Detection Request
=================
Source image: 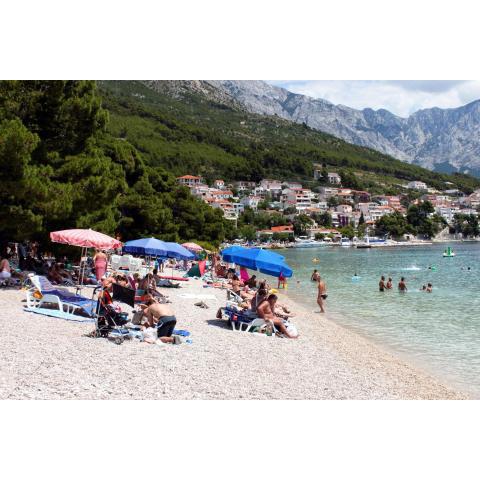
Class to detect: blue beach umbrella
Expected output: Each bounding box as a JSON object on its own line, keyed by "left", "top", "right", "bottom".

{"left": 123, "top": 237, "right": 169, "bottom": 256}
{"left": 163, "top": 242, "right": 195, "bottom": 260}
{"left": 221, "top": 246, "right": 292, "bottom": 278}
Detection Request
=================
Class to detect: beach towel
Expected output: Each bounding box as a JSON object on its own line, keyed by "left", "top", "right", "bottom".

{"left": 178, "top": 293, "right": 216, "bottom": 300}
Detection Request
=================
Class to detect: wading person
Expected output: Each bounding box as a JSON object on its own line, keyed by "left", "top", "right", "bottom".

{"left": 379, "top": 275, "right": 385, "bottom": 292}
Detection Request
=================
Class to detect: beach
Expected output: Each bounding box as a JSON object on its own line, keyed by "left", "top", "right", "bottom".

{"left": 0, "top": 280, "right": 466, "bottom": 400}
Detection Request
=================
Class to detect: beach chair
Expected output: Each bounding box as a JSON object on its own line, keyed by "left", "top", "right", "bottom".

{"left": 25, "top": 276, "right": 96, "bottom": 322}
{"left": 222, "top": 304, "right": 259, "bottom": 332}
{"left": 110, "top": 254, "right": 121, "bottom": 271}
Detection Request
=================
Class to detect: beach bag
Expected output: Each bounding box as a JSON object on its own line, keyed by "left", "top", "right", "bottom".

{"left": 285, "top": 323, "right": 298, "bottom": 337}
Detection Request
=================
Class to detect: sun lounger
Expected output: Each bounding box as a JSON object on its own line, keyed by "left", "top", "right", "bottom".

{"left": 24, "top": 275, "right": 96, "bottom": 322}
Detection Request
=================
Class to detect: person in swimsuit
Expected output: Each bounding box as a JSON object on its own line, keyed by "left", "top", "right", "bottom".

{"left": 311, "top": 269, "right": 320, "bottom": 282}
{"left": 379, "top": 275, "right": 385, "bottom": 292}
{"left": 386, "top": 277, "right": 393, "bottom": 290}
{"left": 398, "top": 277, "right": 407, "bottom": 292}
{"left": 257, "top": 294, "right": 298, "bottom": 339}
{"left": 426, "top": 283, "right": 432, "bottom": 293}
{"left": 317, "top": 276, "right": 327, "bottom": 313}
{"left": 142, "top": 300, "right": 179, "bottom": 343}
{"left": 93, "top": 249, "right": 108, "bottom": 281}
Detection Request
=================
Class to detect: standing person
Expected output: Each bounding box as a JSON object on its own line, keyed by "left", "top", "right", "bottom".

{"left": 311, "top": 269, "right": 320, "bottom": 282}
{"left": 386, "top": 277, "right": 393, "bottom": 290}
{"left": 93, "top": 249, "right": 108, "bottom": 281}
{"left": 17, "top": 242, "right": 27, "bottom": 270}
{"left": 379, "top": 275, "right": 386, "bottom": 292}
{"left": 398, "top": 277, "right": 407, "bottom": 292}
{"left": 317, "top": 276, "right": 327, "bottom": 313}
{"left": 278, "top": 272, "right": 287, "bottom": 289}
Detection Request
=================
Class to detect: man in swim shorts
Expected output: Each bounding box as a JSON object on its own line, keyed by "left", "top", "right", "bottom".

{"left": 142, "top": 301, "right": 179, "bottom": 343}
{"left": 398, "top": 277, "right": 407, "bottom": 292}
{"left": 379, "top": 275, "right": 385, "bottom": 292}
{"left": 317, "top": 276, "right": 327, "bottom": 313}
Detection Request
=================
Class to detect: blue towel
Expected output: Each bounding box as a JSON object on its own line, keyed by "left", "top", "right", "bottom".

{"left": 173, "top": 329, "right": 190, "bottom": 337}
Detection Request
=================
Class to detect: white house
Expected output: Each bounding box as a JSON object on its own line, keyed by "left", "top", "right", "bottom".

{"left": 327, "top": 172, "right": 341, "bottom": 184}
{"left": 241, "top": 195, "right": 261, "bottom": 211}
{"left": 177, "top": 175, "right": 203, "bottom": 187}
{"left": 407, "top": 181, "right": 428, "bottom": 191}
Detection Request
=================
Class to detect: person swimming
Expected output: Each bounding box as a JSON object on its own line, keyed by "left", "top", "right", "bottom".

{"left": 311, "top": 269, "right": 320, "bottom": 282}
{"left": 426, "top": 283, "right": 432, "bottom": 293}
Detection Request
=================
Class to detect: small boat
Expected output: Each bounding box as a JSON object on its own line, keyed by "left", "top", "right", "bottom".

{"left": 443, "top": 247, "right": 456, "bottom": 257}
{"left": 294, "top": 237, "right": 324, "bottom": 248}
{"left": 340, "top": 237, "right": 351, "bottom": 247}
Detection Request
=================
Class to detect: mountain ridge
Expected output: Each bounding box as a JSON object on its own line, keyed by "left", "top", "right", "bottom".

{"left": 207, "top": 81, "right": 480, "bottom": 176}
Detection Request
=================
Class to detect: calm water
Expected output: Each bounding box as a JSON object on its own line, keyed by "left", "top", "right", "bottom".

{"left": 281, "top": 243, "right": 480, "bottom": 397}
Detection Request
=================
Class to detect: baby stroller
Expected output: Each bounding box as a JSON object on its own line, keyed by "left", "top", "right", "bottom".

{"left": 94, "top": 283, "right": 136, "bottom": 344}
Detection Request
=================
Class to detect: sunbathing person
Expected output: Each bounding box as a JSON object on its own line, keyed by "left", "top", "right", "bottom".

{"left": 257, "top": 294, "right": 298, "bottom": 339}
{"left": 250, "top": 286, "right": 268, "bottom": 312}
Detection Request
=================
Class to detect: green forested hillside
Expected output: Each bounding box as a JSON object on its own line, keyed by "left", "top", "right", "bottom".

{"left": 100, "top": 81, "right": 480, "bottom": 194}
{"left": 0, "top": 81, "right": 227, "bottom": 248}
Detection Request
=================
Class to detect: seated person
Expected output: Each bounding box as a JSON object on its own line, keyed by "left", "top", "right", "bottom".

{"left": 138, "top": 273, "right": 168, "bottom": 301}
{"left": 257, "top": 294, "right": 298, "bottom": 339}
{"left": 229, "top": 274, "right": 242, "bottom": 295}
{"left": 0, "top": 258, "right": 12, "bottom": 280}
{"left": 114, "top": 273, "right": 129, "bottom": 288}
{"left": 250, "top": 286, "right": 268, "bottom": 313}
{"left": 152, "top": 268, "right": 162, "bottom": 284}
{"left": 245, "top": 275, "right": 257, "bottom": 289}
{"left": 47, "top": 263, "right": 68, "bottom": 284}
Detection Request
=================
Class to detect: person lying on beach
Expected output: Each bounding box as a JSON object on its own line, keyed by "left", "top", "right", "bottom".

{"left": 274, "top": 302, "right": 294, "bottom": 319}
{"left": 257, "top": 294, "right": 298, "bottom": 339}
{"left": 141, "top": 299, "right": 180, "bottom": 344}
{"left": 317, "top": 276, "right": 327, "bottom": 313}
{"left": 398, "top": 277, "right": 407, "bottom": 292}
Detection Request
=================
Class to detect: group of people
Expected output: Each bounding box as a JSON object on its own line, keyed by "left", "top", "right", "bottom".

{"left": 222, "top": 275, "right": 298, "bottom": 339}
{"left": 379, "top": 276, "right": 433, "bottom": 293}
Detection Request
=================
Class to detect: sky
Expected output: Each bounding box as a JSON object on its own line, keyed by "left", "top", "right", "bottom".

{"left": 268, "top": 80, "right": 480, "bottom": 117}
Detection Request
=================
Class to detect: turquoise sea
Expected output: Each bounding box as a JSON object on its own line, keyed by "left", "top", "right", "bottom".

{"left": 281, "top": 243, "right": 480, "bottom": 397}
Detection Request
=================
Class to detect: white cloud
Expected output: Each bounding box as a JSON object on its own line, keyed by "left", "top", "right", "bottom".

{"left": 267, "top": 80, "right": 480, "bottom": 117}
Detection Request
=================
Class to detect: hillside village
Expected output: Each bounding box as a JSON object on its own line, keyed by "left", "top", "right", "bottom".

{"left": 178, "top": 167, "right": 480, "bottom": 241}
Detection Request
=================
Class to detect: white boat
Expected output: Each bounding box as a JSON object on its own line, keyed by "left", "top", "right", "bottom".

{"left": 340, "top": 237, "right": 352, "bottom": 247}
{"left": 294, "top": 237, "right": 324, "bottom": 248}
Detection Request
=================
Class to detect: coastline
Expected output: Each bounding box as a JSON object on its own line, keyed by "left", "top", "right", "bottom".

{"left": 0, "top": 281, "right": 467, "bottom": 400}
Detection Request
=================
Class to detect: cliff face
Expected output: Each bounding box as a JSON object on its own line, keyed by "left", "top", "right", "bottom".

{"left": 209, "top": 80, "right": 480, "bottom": 176}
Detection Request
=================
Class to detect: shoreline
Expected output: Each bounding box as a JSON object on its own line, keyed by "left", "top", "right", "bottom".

{"left": 278, "top": 287, "right": 470, "bottom": 399}
{"left": 0, "top": 281, "right": 467, "bottom": 399}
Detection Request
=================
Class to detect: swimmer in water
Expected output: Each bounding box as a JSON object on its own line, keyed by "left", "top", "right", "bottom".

{"left": 420, "top": 285, "right": 426, "bottom": 291}
{"left": 311, "top": 269, "right": 320, "bottom": 282}
{"left": 386, "top": 277, "right": 393, "bottom": 290}
{"left": 426, "top": 283, "right": 432, "bottom": 293}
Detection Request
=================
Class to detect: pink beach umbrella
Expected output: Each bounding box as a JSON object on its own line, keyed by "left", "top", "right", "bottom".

{"left": 50, "top": 229, "right": 122, "bottom": 249}
{"left": 181, "top": 242, "right": 203, "bottom": 253}
{"left": 50, "top": 229, "right": 122, "bottom": 286}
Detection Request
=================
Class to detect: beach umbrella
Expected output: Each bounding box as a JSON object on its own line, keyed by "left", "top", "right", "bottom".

{"left": 50, "top": 228, "right": 122, "bottom": 287}
{"left": 221, "top": 246, "right": 292, "bottom": 278}
{"left": 182, "top": 242, "right": 204, "bottom": 253}
{"left": 163, "top": 242, "right": 195, "bottom": 260}
{"left": 123, "top": 237, "right": 169, "bottom": 257}
{"left": 50, "top": 229, "right": 122, "bottom": 250}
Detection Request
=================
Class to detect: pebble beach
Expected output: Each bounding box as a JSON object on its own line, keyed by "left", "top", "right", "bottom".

{"left": 0, "top": 281, "right": 466, "bottom": 400}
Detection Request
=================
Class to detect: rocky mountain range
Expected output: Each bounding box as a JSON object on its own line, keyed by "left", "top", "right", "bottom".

{"left": 207, "top": 80, "right": 480, "bottom": 177}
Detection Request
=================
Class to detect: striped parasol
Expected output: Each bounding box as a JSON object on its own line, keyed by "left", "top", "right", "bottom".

{"left": 50, "top": 229, "right": 122, "bottom": 249}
